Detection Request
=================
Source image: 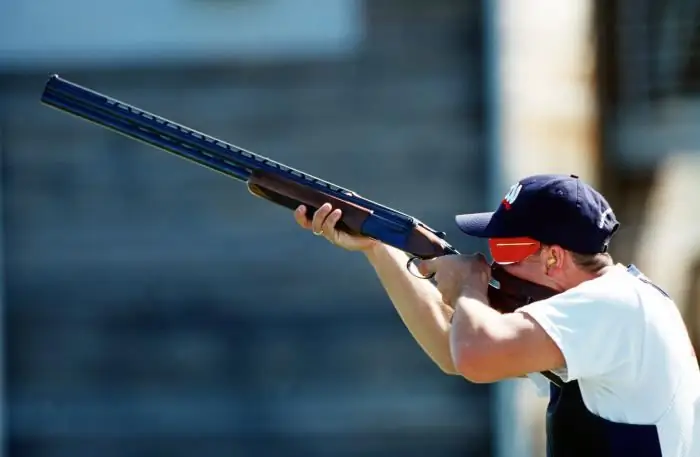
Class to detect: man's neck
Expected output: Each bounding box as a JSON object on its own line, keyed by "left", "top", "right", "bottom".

{"left": 565, "top": 264, "right": 615, "bottom": 290}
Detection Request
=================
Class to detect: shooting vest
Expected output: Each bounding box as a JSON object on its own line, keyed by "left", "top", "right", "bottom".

{"left": 545, "top": 380, "right": 663, "bottom": 456}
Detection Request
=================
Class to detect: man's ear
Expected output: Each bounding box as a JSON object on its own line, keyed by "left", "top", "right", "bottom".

{"left": 543, "top": 245, "right": 565, "bottom": 273}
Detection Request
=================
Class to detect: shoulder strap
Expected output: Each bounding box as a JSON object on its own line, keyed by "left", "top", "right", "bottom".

{"left": 626, "top": 264, "right": 671, "bottom": 299}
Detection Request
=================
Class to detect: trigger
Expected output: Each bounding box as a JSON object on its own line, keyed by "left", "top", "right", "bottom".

{"left": 406, "top": 256, "right": 434, "bottom": 280}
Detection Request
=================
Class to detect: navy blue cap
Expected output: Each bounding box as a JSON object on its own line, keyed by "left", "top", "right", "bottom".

{"left": 455, "top": 174, "right": 620, "bottom": 254}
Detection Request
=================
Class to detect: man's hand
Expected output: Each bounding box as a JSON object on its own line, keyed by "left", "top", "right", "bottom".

{"left": 294, "top": 203, "right": 378, "bottom": 252}
{"left": 418, "top": 254, "right": 492, "bottom": 306}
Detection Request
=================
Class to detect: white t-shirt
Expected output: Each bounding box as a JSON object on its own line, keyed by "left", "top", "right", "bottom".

{"left": 518, "top": 264, "right": 700, "bottom": 457}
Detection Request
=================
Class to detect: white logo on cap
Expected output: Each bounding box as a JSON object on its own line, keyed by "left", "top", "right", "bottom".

{"left": 502, "top": 183, "right": 523, "bottom": 209}
{"left": 598, "top": 207, "right": 613, "bottom": 228}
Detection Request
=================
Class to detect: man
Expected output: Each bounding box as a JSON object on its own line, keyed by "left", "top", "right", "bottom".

{"left": 293, "top": 174, "right": 700, "bottom": 457}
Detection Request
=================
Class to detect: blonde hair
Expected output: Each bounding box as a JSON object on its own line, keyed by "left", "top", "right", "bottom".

{"left": 570, "top": 251, "right": 613, "bottom": 273}
{"left": 536, "top": 244, "right": 613, "bottom": 273}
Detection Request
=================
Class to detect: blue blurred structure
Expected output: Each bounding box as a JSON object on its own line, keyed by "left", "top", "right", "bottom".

{"left": 0, "top": 1, "right": 493, "bottom": 457}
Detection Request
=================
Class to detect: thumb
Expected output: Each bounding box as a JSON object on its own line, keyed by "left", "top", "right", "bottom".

{"left": 416, "top": 258, "right": 437, "bottom": 277}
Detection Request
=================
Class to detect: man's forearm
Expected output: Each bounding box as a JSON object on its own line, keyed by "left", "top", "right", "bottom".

{"left": 364, "top": 244, "right": 456, "bottom": 374}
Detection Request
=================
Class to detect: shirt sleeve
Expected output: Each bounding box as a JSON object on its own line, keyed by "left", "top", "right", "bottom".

{"left": 516, "top": 280, "right": 642, "bottom": 382}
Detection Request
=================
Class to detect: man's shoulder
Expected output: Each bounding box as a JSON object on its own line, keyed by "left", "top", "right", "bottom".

{"left": 551, "top": 266, "right": 643, "bottom": 311}
{"left": 588, "top": 264, "right": 678, "bottom": 312}
{"left": 515, "top": 266, "right": 646, "bottom": 342}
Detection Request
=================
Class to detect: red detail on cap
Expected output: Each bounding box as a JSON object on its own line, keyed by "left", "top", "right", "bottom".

{"left": 489, "top": 237, "right": 541, "bottom": 264}
{"left": 501, "top": 199, "right": 512, "bottom": 210}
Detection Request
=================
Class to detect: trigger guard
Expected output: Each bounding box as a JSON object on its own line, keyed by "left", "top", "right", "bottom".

{"left": 406, "top": 256, "right": 434, "bottom": 280}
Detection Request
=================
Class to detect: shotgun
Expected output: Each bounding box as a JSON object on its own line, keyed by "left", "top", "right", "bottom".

{"left": 39, "top": 75, "right": 571, "bottom": 390}
{"left": 40, "top": 75, "right": 458, "bottom": 275}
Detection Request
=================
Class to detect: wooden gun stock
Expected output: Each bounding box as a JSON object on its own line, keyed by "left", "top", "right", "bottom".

{"left": 247, "top": 172, "right": 453, "bottom": 259}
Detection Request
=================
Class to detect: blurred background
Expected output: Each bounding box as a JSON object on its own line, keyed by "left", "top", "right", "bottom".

{"left": 0, "top": 0, "right": 698, "bottom": 456}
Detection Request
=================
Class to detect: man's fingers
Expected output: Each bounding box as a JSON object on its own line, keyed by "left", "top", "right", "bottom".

{"left": 473, "top": 252, "right": 489, "bottom": 265}
{"left": 322, "top": 208, "right": 343, "bottom": 235}
{"left": 417, "top": 258, "right": 437, "bottom": 276}
{"left": 294, "top": 204, "right": 341, "bottom": 238}
{"left": 294, "top": 205, "right": 312, "bottom": 229}
{"left": 311, "top": 203, "right": 333, "bottom": 234}
{"left": 418, "top": 254, "right": 472, "bottom": 277}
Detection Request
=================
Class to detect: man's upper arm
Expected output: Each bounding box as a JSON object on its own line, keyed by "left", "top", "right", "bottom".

{"left": 513, "top": 284, "right": 638, "bottom": 382}
{"left": 457, "top": 282, "right": 638, "bottom": 383}
{"left": 468, "top": 311, "right": 566, "bottom": 381}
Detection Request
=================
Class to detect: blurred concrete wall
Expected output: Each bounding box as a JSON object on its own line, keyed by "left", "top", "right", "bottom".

{"left": 491, "top": 1, "right": 599, "bottom": 456}
{"left": 596, "top": 0, "right": 700, "bottom": 357}
{"left": 0, "top": 1, "right": 493, "bottom": 457}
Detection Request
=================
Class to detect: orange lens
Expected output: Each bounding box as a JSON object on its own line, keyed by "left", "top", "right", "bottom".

{"left": 488, "top": 237, "right": 541, "bottom": 264}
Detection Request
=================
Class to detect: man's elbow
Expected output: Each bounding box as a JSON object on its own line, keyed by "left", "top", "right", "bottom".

{"left": 435, "top": 357, "right": 459, "bottom": 376}
{"left": 439, "top": 365, "right": 460, "bottom": 376}
{"left": 451, "top": 345, "right": 502, "bottom": 383}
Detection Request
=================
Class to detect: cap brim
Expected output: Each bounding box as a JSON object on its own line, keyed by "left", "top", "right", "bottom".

{"left": 455, "top": 211, "right": 498, "bottom": 238}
